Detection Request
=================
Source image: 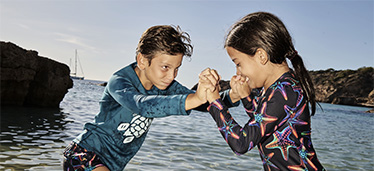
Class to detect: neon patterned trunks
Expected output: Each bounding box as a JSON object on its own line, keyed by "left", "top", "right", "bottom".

{"left": 63, "top": 142, "right": 106, "bottom": 171}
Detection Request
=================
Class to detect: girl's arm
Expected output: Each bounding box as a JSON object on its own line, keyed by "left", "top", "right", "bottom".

{"left": 208, "top": 85, "right": 298, "bottom": 154}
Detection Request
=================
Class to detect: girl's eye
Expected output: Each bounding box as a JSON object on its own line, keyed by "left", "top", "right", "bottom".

{"left": 236, "top": 63, "right": 240, "bottom": 67}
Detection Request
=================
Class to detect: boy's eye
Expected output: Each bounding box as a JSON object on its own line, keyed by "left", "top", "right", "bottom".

{"left": 162, "top": 66, "right": 169, "bottom": 70}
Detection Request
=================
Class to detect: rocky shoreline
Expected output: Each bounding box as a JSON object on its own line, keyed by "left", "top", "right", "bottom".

{"left": 1, "top": 41, "right": 73, "bottom": 107}
{"left": 309, "top": 68, "right": 373, "bottom": 108}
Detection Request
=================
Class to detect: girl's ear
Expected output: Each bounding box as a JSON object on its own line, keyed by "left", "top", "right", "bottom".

{"left": 136, "top": 53, "right": 147, "bottom": 70}
{"left": 256, "top": 48, "right": 269, "bottom": 65}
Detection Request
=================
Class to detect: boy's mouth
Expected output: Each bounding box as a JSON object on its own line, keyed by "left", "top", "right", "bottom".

{"left": 162, "top": 81, "right": 172, "bottom": 86}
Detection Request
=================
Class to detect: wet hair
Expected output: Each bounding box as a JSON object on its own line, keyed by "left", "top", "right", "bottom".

{"left": 136, "top": 25, "right": 193, "bottom": 64}
{"left": 225, "top": 12, "right": 317, "bottom": 115}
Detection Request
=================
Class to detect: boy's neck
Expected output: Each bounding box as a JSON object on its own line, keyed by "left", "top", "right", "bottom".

{"left": 134, "top": 66, "right": 153, "bottom": 90}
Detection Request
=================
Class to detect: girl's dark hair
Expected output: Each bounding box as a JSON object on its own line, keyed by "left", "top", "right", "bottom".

{"left": 136, "top": 25, "right": 193, "bottom": 64}
{"left": 225, "top": 12, "right": 317, "bottom": 115}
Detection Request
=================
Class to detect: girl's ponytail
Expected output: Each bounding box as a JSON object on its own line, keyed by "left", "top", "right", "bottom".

{"left": 287, "top": 51, "right": 317, "bottom": 116}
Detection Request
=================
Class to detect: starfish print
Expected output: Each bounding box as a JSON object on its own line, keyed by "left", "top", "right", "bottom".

{"left": 267, "top": 81, "right": 292, "bottom": 101}
{"left": 248, "top": 141, "right": 254, "bottom": 151}
{"left": 259, "top": 145, "right": 279, "bottom": 170}
{"left": 243, "top": 93, "right": 263, "bottom": 117}
{"left": 219, "top": 113, "right": 239, "bottom": 141}
{"left": 208, "top": 100, "right": 224, "bottom": 111}
{"left": 301, "top": 131, "right": 312, "bottom": 147}
{"left": 292, "top": 86, "right": 304, "bottom": 107}
{"left": 288, "top": 161, "right": 308, "bottom": 171}
{"left": 265, "top": 126, "right": 297, "bottom": 161}
{"left": 287, "top": 75, "right": 299, "bottom": 85}
{"left": 283, "top": 103, "right": 308, "bottom": 138}
{"left": 297, "top": 138, "right": 317, "bottom": 170}
{"left": 247, "top": 102, "right": 278, "bottom": 137}
{"left": 244, "top": 96, "right": 257, "bottom": 113}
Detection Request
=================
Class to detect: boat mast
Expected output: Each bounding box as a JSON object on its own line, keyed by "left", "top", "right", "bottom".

{"left": 75, "top": 49, "right": 78, "bottom": 77}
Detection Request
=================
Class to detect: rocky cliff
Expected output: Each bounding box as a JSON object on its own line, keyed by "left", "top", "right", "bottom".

{"left": 309, "top": 68, "right": 373, "bottom": 107}
{"left": 1, "top": 41, "right": 73, "bottom": 107}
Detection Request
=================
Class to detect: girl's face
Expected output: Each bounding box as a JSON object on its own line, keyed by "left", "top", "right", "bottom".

{"left": 226, "top": 47, "right": 265, "bottom": 89}
{"left": 138, "top": 52, "right": 183, "bottom": 90}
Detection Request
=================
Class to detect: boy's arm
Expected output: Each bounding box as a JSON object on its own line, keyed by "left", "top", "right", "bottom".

{"left": 185, "top": 93, "right": 206, "bottom": 110}
{"left": 108, "top": 75, "right": 197, "bottom": 118}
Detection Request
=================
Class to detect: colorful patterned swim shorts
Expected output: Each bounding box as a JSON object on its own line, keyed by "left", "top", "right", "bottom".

{"left": 63, "top": 142, "right": 106, "bottom": 171}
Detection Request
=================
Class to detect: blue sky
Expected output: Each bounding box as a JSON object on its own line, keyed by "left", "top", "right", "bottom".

{"left": 1, "top": 0, "right": 373, "bottom": 88}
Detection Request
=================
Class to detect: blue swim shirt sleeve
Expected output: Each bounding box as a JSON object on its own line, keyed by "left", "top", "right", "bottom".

{"left": 107, "top": 74, "right": 190, "bottom": 118}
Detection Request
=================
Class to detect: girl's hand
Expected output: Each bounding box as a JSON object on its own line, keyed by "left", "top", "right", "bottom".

{"left": 230, "top": 75, "right": 251, "bottom": 99}
{"left": 229, "top": 75, "right": 241, "bottom": 102}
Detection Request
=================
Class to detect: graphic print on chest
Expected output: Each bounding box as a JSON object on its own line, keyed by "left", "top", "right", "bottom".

{"left": 117, "top": 114, "right": 153, "bottom": 144}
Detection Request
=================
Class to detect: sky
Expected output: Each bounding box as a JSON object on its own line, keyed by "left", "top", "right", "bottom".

{"left": 1, "top": 0, "right": 373, "bottom": 88}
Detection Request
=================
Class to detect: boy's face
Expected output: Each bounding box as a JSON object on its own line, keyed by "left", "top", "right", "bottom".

{"left": 138, "top": 52, "right": 183, "bottom": 90}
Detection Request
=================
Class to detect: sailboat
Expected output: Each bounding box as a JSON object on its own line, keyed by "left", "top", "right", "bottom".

{"left": 70, "top": 49, "right": 85, "bottom": 80}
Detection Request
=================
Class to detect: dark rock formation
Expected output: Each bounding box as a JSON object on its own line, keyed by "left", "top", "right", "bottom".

{"left": 1, "top": 41, "right": 73, "bottom": 107}
{"left": 309, "top": 67, "right": 373, "bottom": 107}
{"left": 366, "top": 108, "right": 374, "bottom": 113}
{"left": 98, "top": 82, "right": 108, "bottom": 87}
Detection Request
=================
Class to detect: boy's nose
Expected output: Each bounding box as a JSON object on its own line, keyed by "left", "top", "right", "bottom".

{"left": 166, "top": 71, "right": 176, "bottom": 81}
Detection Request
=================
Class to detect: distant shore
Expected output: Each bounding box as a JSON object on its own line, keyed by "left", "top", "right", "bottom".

{"left": 309, "top": 67, "right": 373, "bottom": 108}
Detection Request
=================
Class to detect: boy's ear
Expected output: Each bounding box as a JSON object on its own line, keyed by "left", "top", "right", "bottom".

{"left": 256, "top": 48, "right": 269, "bottom": 65}
{"left": 136, "top": 53, "right": 147, "bottom": 70}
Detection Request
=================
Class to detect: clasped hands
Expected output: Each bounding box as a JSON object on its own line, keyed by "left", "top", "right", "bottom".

{"left": 196, "top": 68, "right": 252, "bottom": 104}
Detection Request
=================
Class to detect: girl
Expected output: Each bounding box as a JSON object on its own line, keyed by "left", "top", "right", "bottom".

{"left": 204, "top": 12, "right": 325, "bottom": 170}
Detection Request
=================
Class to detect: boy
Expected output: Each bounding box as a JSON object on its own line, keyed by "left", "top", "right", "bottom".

{"left": 63, "top": 25, "right": 238, "bottom": 171}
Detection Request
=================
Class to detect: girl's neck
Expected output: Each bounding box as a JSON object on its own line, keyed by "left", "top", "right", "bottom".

{"left": 263, "top": 61, "right": 290, "bottom": 91}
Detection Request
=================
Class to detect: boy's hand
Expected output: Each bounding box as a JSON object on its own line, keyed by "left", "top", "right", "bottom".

{"left": 199, "top": 68, "right": 221, "bottom": 103}
{"left": 185, "top": 68, "right": 220, "bottom": 110}
{"left": 199, "top": 68, "right": 220, "bottom": 92}
{"left": 206, "top": 83, "right": 220, "bottom": 103}
{"left": 195, "top": 75, "right": 211, "bottom": 103}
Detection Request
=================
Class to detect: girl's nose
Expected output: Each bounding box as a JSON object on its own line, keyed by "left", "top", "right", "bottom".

{"left": 236, "top": 69, "right": 241, "bottom": 75}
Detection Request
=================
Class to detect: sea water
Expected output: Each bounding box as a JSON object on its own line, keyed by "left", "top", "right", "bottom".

{"left": 1, "top": 79, "right": 373, "bottom": 171}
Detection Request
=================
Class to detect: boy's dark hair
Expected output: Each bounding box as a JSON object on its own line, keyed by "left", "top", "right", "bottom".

{"left": 136, "top": 25, "right": 193, "bottom": 64}
{"left": 225, "top": 12, "right": 317, "bottom": 115}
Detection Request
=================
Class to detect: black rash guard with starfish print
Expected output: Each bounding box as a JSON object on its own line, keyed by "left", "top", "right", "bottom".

{"left": 208, "top": 72, "right": 325, "bottom": 171}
